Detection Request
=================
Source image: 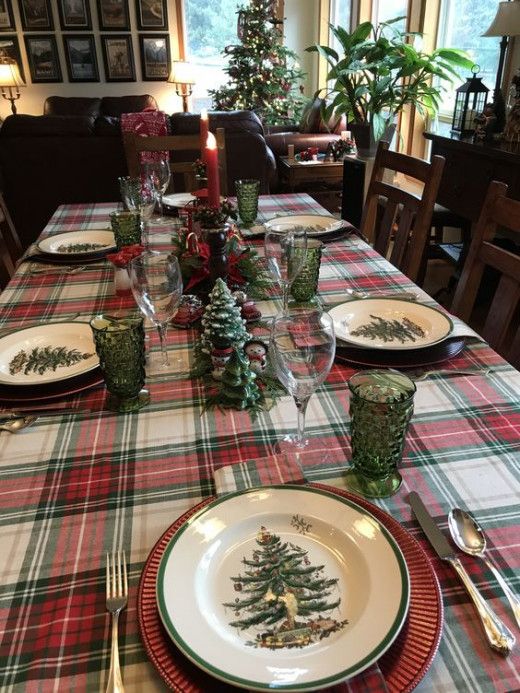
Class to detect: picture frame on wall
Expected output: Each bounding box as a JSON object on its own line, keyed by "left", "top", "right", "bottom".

{"left": 135, "top": 0, "right": 167, "bottom": 30}
{"left": 0, "top": 0, "right": 15, "bottom": 32}
{"left": 58, "top": 0, "right": 92, "bottom": 30}
{"left": 63, "top": 34, "right": 99, "bottom": 82}
{"left": 139, "top": 33, "right": 169, "bottom": 81}
{"left": 96, "top": 0, "right": 130, "bottom": 31}
{"left": 18, "top": 0, "right": 53, "bottom": 31}
{"left": 101, "top": 34, "right": 135, "bottom": 82}
{"left": 0, "top": 35, "right": 25, "bottom": 81}
{"left": 24, "top": 34, "right": 62, "bottom": 82}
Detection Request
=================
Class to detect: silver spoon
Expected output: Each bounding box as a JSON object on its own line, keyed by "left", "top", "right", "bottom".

{"left": 449, "top": 508, "right": 520, "bottom": 628}
{"left": 346, "top": 289, "right": 419, "bottom": 301}
{"left": 0, "top": 415, "right": 38, "bottom": 433}
{"left": 29, "top": 265, "right": 87, "bottom": 275}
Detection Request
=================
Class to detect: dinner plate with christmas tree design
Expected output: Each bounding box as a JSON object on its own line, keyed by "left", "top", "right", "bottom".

{"left": 0, "top": 322, "right": 99, "bottom": 386}
{"left": 37, "top": 230, "right": 115, "bottom": 258}
{"left": 329, "top": 298, "right": 453, "bottom": 350}
{"left": 156, "top": 485, "right": 410, "bottom": 691}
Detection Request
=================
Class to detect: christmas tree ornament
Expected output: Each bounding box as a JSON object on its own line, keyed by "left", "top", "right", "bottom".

{"left": 200, "top": 278, "right": 250, "bottom": 355}
{"left": 218, "top": 348, "right": 261, "bottom": 410}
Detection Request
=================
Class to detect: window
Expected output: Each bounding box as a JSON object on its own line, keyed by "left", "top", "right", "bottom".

{"left": 183, "top": 0, "right": 245, "bottom": 111}
{"left": 372, "top": 0, "right": 408, "bottom": 31}
{"left": 436, "top": 0, "right": 500, "bottom": 118}
{"left": 329, "top": 0, "right": 351, "bottom": 34}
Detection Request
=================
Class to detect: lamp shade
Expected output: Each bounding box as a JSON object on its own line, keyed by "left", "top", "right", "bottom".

{"left": 483, "top": 0, "right": 520, "bottom": 37}
{"left": 0, "top": 60, "right": 24, "bottom": 88}
{"left": 168, "top": 60, "right": 195, "bottom": 85}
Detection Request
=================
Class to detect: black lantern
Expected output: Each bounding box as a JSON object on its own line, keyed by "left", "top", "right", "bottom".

{"left": 452, "top": 65, "right": 489, "bottom": 136}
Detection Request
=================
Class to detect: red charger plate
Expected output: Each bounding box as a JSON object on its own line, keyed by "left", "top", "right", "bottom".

{"left": 0, "top": 368, "right": 103, "bottom": 403}
{"left": 138, "top": 483, "right": 443, "bottom": 693}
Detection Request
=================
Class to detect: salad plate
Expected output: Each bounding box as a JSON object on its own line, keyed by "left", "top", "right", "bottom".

{"left": 37, "top": 231, "right": 115, "bottom": 257}
{"left": 156, "top": 485, "right": 409, "bottom": 691}
{"left": 264, "top": 214, "right": 344, "bottom": 237}
{"left": 163, "top": 192, "right": 197, "bottom": 208}
{"left": 0, "top": 322, "right": 99, "bottom": 386}
{"left": 329, "top": 298, "right": 453, "bottom": 350}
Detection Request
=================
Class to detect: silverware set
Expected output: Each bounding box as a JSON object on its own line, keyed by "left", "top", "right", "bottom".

{"left": 29, "top": 262, "right": 108, "bottom": 275}
{"left": 0, "top": 408, "right": 89, "bottom": 433}
{"left": 409, "top": 492, "right": 517, "bottom": 655}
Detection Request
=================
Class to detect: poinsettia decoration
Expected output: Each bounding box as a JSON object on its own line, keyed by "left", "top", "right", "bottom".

{"left": 171, "top": 227, "right": 270, "bottom": 297}
{"left": 106, "top": 244, "right": 145, "bottom": 268}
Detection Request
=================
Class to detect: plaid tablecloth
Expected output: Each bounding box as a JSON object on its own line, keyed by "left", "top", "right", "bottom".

{"left": 0, "top": 195, "right": 519, "bottom": 692}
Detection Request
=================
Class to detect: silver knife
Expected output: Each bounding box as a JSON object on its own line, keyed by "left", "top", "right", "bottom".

{"left": 409, "top": 492, "right": 515, "bottom": 655}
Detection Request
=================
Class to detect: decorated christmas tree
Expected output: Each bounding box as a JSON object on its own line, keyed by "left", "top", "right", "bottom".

{"left": 209, "top": 0, "right": 306, "bottom": 125}
{"left": 218, "top": 348, "right": 261, "bottom": 410}
{"left": 223, "top": 525, "right": 348, "bottom": 649}
{"left": 200, "top": 278, "right": 250, "bottom": 354}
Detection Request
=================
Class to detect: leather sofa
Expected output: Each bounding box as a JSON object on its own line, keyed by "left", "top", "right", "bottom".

{"left": 0, "top": 97, "right": 277, "bottom": 248}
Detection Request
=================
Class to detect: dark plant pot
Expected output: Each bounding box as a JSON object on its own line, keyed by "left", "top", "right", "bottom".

{"left": 350, "top": 122, "right": 396, "bottom": 157}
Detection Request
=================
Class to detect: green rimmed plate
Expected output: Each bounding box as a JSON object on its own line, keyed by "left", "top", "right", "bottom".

{"left": 156, "top": 485, "right": 410, "bottom": 691}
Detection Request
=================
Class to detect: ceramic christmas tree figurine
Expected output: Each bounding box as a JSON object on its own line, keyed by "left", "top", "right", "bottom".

{"left": 200, "top": 278, "right": 250, "bottom": 356}
{"left": 218, "top": 348, "right": 261, "bottom": 410}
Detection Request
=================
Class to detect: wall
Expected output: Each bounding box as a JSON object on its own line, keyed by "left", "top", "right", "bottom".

{"left": 0, "top": 0, "right": 184, "bottom": 119}
{"left": 282, "top": 0, "right": 319, "bottom": 97}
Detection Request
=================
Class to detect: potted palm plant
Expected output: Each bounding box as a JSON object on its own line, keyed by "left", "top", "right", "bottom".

{"left": 306, "top": 18, "right": 473, "bottom": 155}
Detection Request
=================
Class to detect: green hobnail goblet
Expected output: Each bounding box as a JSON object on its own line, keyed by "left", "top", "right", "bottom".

{"left": 90, "top": 314, "right": 149, "bottom": 412}
{"left": 110, "top": 210, "right": 142, "bottom": 250}
{"left": 289, "top": 238, "right": 323, "bottom": 305}
{"left": 235, "top": 178, "right": 260, "bottom": 228}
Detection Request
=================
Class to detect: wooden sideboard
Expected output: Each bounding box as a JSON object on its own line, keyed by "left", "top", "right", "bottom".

{"left": 424, "top": 133, "right": 520, "bottom": 222}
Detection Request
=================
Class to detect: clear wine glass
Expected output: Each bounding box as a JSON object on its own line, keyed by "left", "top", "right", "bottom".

{"left": 142, "top": 159, "right": 171, "bottom": 226}
{"left": 128, "top": 251, "right": 183, "bottom": 368}
{"left": 264, "top": 226, "right": 307, "bottom": 312}
{"left": 120, "top": 178, "right": 156, "bottom": 246}
{"left": 270, "top": 309, "right": 336, "bottom": 455}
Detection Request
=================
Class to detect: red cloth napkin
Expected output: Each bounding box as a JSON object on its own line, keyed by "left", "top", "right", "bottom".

{"left": 213, "top": 452, "right": 389, "bottom": 692}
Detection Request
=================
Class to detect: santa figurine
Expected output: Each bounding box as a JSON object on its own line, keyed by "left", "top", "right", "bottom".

{"left": 244, "top": 339, "right": 268, "bottom": 374}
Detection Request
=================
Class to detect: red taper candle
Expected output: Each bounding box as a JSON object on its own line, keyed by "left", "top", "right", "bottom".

{"left": 206, "top": 132, "right": 220, "bottom": 208}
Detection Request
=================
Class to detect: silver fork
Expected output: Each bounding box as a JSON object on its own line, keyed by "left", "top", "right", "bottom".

{"left": 105, "top": 551, "right": 128, "bottom": 693}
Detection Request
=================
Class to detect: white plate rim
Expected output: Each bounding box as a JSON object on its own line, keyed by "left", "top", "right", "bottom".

{"left": 0, "top": 321, "right": 99, "bottom": 386}
{"left": 162, "top": 192, "right": 197, "bottom": 208}
{"left": 156, "top": 485, "right": 410, "bottom": 691}
{"left": 264, "top": 214, "right": 343, "bottom": 236}
{"left": 329, "top": 298, "right": 453, "bottom": 350}
{"left": 37, "top": 231, "right": 115, "bottom": 257}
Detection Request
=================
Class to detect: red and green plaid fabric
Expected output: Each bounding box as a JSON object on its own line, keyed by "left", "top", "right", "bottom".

{"left": 0, "top": 196, "right": 519, "bottom": 692}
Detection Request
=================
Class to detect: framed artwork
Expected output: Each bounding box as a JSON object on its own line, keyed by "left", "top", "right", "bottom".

{"left": 96, "top": 0, "right": 129, "bottom": 31}
{"left": 58, "top": 0, "right": 91, "bottom": 30}
{"left": 101, "top": 34, "right": 135, "bottom": 82}
{"left": 0, "top": 0, "right": 15, "bottom": 32}
{"left": 24, "top": 34, "right": 62, "bottom": 82}
{"left": 135, "top": 0, "right": 167, "bottom": 30}
{"left": 18, "top": 0, "right": 53, "bottom": 30}
{"left": 139, "top": 33, "right": 169, "bottom": 81}
{"left": 0, "top": 35, "right": 25, "bottom": 80}
{"left": 63, "top": 34, "right": 99, "bottom": 82}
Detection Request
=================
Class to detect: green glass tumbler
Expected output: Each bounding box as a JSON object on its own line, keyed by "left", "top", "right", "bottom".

{"left": 90, "top": 314, "right": 149, "bottom": 412}
{"left": 235, "top": 179, "right": 260, "bottom": 228}
{"left": 110, "top": 210, "right": 142, "bottom": 250}
{"left": 289, "top": 238, "right": 323, "bottom": 305}
{"left": 345, "top": 370, "right": 416, "bottom": 498}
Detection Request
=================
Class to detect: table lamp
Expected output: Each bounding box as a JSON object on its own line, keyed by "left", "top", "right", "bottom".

{"left": 0, "top": 58, "right": 25, "bottom": 115}
{"left": 483, "top": 0, "right": 520, "bottom": 128}
{"left": 168, "top": 60, "right": 195, "bottom": 113}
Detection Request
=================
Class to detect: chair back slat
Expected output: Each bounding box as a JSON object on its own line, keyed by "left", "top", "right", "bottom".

{"left": 0, "top": 193, "right": 22, "bottom": 289}
{"left": 359, "top": 140, "right": 445, "bottom": 282}
{"left": 123, "top": 129, "right": 227, "bottom": 195}
{"left": 451, "top": 180, "right": 520, "bottom": 366}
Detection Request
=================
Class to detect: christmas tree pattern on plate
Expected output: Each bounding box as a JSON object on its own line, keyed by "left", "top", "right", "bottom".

{"left": 223, "top": 522, "right": 348, "bottom": 649}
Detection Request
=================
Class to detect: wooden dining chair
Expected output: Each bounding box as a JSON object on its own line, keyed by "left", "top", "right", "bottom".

{"left": 0, "top": 192, "right": 23, "bottom": 289}
{"left": 450, "top": 180, "right": 520, "bottom": 366}
{"left": 359, "top": 140, "right": 445, "bottom": 283}
{"left": 122, "top": 128, "right": 228, "bottom": 196}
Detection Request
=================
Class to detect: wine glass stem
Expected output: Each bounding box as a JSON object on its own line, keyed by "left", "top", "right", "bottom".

{"left": 156, "top": 323, "right": 169, "bottom": 366}
{"left": 156, "top": 192, "right": 164, "bottom": 219}
{"left": 294, "top": 395, "right": 310, "bottom": 447}
{"left": 282, "top": 283, "right": 290, "bottom": 312}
